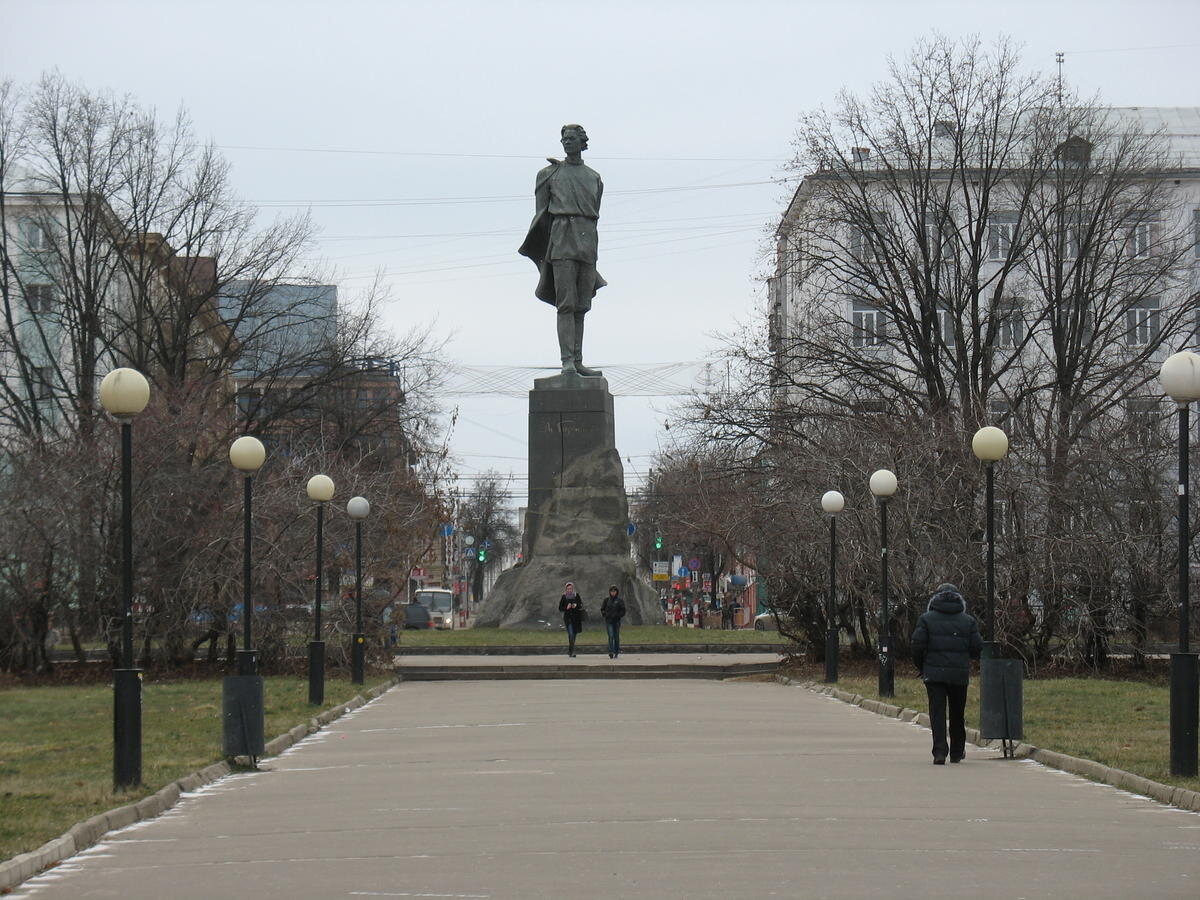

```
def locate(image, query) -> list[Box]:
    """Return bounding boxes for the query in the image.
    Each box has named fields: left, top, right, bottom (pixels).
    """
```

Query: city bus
left=413, top=587, right=455, bottom=629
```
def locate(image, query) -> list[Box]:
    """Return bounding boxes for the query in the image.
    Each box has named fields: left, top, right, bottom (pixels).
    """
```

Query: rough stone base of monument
left=474, top=554, right=658, bottom=629
left=473, top=374, right=660, bottom=628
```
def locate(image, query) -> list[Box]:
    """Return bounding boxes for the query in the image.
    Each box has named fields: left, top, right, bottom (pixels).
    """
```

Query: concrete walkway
left=15, top=679, right=1200, bottom=899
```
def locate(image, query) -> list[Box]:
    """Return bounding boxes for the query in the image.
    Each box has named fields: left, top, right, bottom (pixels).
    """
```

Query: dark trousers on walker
left=606, top=621, right=621, bottom=656
left=924, top=681, right=968, bottom=761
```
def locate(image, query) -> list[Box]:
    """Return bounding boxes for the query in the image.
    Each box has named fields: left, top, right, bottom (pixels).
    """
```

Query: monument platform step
left=393, top=653, right=781, bottom=681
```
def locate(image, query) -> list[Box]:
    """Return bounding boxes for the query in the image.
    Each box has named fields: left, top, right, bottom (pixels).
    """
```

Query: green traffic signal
left=478, top=548, right=486, bottom=562
left=654, top=533, right=663, bottom=550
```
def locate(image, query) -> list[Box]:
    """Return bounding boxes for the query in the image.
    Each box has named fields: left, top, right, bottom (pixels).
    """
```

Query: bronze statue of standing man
left=518, top=124, right=607, bottom=377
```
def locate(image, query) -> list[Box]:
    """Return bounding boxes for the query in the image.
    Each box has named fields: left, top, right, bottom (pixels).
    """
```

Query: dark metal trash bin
left=222, top=675, right=264, bottom=759
left=980, top=658, right=1023, bottom=748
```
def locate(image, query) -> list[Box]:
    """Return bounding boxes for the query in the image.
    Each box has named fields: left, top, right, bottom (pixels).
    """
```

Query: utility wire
left=250, top=177, right=794, bottom=208
left=218, top=143, right=786, bottom=163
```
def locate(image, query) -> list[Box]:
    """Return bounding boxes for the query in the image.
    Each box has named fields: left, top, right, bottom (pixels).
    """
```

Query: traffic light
left=654, top=532, right=663, bottom=550
left=478, top=547, right=487, bottom=562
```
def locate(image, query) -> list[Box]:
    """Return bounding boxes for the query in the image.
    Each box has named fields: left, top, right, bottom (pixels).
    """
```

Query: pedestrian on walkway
left=559, top=583, right=585, bottom=657
left=911, top=582, right=983, bottom=765
left=601, top=585, right=626, bottom=658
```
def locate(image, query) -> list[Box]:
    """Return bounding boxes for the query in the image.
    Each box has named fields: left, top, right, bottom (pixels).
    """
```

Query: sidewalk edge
left=776, top=675, right=1200, bottom=814
left=0, top=675, right=400, bottom=892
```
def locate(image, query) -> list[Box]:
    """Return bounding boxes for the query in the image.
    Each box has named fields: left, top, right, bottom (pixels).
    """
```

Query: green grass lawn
left=0, top=674, right=390, bottom=861
left=397, top=625, right=790, bottom=646
left=832, top=672, right=1200, bottom=794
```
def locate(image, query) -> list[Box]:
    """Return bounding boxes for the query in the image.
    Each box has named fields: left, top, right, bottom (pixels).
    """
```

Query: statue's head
left=560, top=124, right=588, bottom=152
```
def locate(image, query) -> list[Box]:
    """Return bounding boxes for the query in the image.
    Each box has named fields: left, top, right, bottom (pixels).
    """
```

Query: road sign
left=627, top=523, right=637, bottom=536
left=439, top=524, right=454, bottom=537
left=677, top=567, right=689, bottom=577
left=688, top=558, right=701, bottom=571
left=464, top=535, right=475, bottom=546
left=482, top=539, right=492, bottom=549
left=652, top=561, right=669, bottom=582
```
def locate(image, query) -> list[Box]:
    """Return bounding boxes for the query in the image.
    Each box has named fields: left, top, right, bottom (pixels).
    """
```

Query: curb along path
left=0, top=677, right=400, bottom=892
left=785, top=676, right=1200, bottom=814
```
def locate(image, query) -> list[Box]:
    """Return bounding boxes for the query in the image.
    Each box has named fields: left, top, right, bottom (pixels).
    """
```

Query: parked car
left=403, top=601, right=432, bottom=630
left=753, top=611, right=778, bottom=631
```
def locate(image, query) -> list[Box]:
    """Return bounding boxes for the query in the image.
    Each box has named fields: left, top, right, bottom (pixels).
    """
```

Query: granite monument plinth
left=474, top=375, right=658, bottom=628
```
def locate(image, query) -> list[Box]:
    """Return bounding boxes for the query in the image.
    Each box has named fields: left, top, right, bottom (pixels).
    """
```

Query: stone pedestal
left=474, top=373, right=658, bottom=628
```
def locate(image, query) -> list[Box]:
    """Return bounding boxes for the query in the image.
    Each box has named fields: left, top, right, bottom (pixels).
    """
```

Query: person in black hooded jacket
left=911, top=583, right=983, bottom=764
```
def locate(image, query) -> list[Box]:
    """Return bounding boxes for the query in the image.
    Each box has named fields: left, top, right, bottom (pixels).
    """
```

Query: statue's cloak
left=518, top=160, right=607, bottom=305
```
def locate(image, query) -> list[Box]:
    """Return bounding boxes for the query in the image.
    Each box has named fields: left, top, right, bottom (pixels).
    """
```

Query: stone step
left=396, top=643, right=787, bottom=656
left=395, top=661, right=780, bottom=681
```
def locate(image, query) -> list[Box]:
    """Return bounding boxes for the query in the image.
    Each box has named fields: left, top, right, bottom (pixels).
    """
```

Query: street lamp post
left=1160, top=351, right=1200, bottom=777
left=972, top=426, right=1010, bottom=655
left=870, top=469, right=898, bottom=698
left=347, top=496, right=370, bottom=685
left=229, top=437, right=266, bottom=675
left=223, top=435, right=267, bottom=762
left=99, top=367, right=150, bottom=790
left=821, top=490, right=845, bottom=683
left=307, top=474, right=335, bottom=705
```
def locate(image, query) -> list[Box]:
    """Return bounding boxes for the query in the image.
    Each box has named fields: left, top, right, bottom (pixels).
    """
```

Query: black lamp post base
left=113, top=668, right=142, bottom=790
left=1170, top=652, right=1199, bottom=777
left=878, top=634, right=895, bottom=698
left=824, top=629, right=839, bottom=683
left=308, top=640, right=325, bottom=705
left=351, top=633, right=366, bottom=685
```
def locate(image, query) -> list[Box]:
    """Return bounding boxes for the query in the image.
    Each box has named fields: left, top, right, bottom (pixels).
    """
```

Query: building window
left=24, top=284, right=55, bottom=314
left=849, top=225, right=878, bottom=263
left=852, top=301, right=886, bottom=348
left=1126, top=215, right=1152, bottom=258
left=939, top=305, right=957, bottom=347
left=1125, top=297, right=1161, bottom=346
left=987, top=213, right=1018, bottom=261
left=19, top=219, right=53, bottom=253
left=997, top=300, right=1025, bottom=349
left=31, top=365, right=54, bottom=400
left=1126, top=398, right=1161, bottom=447
left=922, top=222, right=952, bottom=264
left=993, top=498, right=1010, bottom=538
left=990, top=399, right=1015, bottom=438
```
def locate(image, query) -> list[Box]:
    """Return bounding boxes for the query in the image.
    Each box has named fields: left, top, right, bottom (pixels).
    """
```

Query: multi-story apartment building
left=1, top=171, right=236, bottom=439
left=769, top=107, right=1200, bottom=429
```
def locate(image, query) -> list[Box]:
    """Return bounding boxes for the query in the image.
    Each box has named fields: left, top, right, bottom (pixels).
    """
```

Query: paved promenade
left=15, top=677, right=1200, bottom=899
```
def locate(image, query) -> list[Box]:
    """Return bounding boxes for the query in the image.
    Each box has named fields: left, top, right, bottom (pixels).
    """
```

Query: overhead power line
left=218, top=143, right=786, bottom=163
left=250, top=177, right=794, bottom=208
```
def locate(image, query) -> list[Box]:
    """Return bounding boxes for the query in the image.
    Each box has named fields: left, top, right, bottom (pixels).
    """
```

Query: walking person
left=911, top=583, right=983, bottom=765
left=559, top=582, right=585, bottom=657
left=601, top=585, right=626, bottom=659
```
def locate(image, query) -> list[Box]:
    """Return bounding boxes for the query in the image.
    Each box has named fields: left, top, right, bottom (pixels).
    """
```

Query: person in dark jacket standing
left=911, top=583, right=983, bottom=764
left=601, top=585, right=626, bottom=659
left=559, top=583, right=585, bottom=657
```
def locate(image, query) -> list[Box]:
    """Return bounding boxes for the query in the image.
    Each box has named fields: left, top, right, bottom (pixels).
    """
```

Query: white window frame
left=987, top=213, right=1018, bottom=261
left=1126, top=217, right=1152, bottom=258
left=939, top=305, right=957, bottom=347
left=997, top=300, right=1025, bottom=349
left=852, top=300, right=886, bottom=349
left=1125, top=297, right=1161, bottom=347
left=20, top=219, right=53, bottom=253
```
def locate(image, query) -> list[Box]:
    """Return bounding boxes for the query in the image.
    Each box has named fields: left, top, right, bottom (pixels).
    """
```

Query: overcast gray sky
left=4, top=0, right=1199, bottom=507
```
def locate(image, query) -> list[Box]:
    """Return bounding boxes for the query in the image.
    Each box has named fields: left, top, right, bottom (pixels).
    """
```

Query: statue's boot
left=557, top=311, right=579, bottom=376
left=573, top=313, right=603, bottom=377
